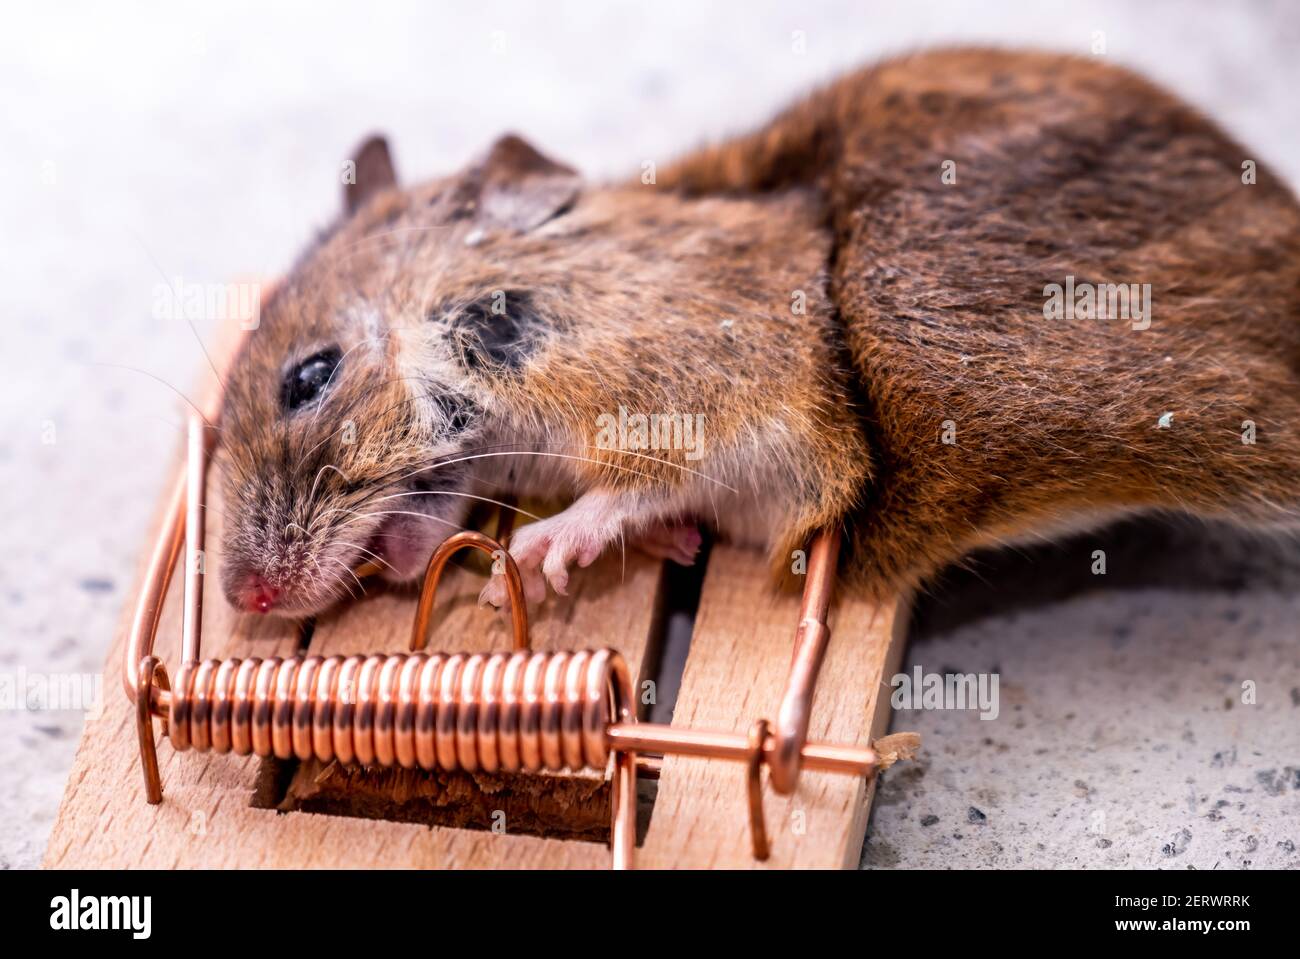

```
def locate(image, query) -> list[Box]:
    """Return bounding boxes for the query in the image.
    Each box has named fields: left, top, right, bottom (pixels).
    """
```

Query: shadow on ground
left=911, top=514, right=1300, bottom=640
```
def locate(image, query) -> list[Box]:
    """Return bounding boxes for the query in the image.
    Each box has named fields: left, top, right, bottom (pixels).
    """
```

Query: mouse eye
left=282, top=347, right=342, bottom=411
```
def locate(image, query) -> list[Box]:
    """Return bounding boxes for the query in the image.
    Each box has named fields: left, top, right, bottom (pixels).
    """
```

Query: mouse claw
left=479, top=565, right=549, bottom=609
left=478, top=578, right=506, bottom=609
left=541, top=552, right=571, bottom=596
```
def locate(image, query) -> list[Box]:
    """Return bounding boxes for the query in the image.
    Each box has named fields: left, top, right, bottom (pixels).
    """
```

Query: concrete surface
left=1, top=1, right=1297, bottom=869
left=863, top=519, right=1300, bottom=869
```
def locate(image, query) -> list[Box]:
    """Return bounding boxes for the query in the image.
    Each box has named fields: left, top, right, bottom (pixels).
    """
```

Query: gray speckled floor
left=3, top=1, right=1299, bottom=869
left=863, top=520, right=1300, bottom=869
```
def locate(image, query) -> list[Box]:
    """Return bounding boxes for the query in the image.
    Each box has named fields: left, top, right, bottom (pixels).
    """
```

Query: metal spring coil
left=166, top=648, right=630, bottom=774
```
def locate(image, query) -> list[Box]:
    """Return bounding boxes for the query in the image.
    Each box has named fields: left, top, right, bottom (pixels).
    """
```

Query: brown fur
left=659, top=47, right=1300, bottom=596
left=219, top=48, right=1300, bottom=615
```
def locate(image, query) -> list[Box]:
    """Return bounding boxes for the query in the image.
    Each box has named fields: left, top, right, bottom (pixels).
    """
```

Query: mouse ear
left=344, top=135, right=399, bottom=215
left=463, top=134, right=580, bottom=232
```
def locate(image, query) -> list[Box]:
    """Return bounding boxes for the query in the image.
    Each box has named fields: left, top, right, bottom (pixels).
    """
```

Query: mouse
left=216, top=47, right=1300, bottom=618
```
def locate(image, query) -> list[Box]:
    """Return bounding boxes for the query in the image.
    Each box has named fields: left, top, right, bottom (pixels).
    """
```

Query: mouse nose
left=237, top=576, right=280, bottom=614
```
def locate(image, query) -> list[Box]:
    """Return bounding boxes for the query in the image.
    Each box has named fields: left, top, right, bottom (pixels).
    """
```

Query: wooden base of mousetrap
left=44, top=447, right=910, bottom=869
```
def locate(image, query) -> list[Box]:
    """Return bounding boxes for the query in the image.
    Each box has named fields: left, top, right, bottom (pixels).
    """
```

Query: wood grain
left=639, top=544, right=909, bottom=869
left=45, top=465, right=302, bottom=868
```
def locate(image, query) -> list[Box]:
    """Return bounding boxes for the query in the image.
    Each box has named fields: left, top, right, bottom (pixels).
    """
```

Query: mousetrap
left=44, top=324, right=915, bottom=870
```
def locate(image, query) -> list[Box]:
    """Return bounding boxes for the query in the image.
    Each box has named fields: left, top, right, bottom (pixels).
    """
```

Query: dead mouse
left=217, top=47, right=1300, bottom=617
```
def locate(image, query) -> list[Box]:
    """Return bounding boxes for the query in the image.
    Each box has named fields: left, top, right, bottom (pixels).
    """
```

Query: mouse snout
left=233, top=574, right=281, bottom=614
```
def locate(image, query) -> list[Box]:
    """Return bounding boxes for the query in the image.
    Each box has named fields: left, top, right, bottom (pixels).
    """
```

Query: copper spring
left=165, top=648, right=633, bottom=775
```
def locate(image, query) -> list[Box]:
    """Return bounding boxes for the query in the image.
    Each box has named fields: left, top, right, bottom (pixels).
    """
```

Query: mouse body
left=217, top=48, right=1300, bottom=616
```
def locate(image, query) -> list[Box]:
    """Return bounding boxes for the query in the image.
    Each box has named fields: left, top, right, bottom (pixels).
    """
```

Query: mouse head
left=218, top=132, right=834, bottom=616
left=216, top=133, right=575, bottom=616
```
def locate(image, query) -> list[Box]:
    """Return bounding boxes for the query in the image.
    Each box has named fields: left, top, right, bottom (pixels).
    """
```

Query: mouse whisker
left=369, top=448, right=655, bottom=495
left=307, top=463, right=351, bottom=504
left=131, top=230, right=232, bottom=400
left=284, top=521, right=317, bottom=542
left=439, top=448, right=722, bottom=488
left=329, top=538, right=395, bottom=572
left=361, top=489, right=543, bottom=521
left=307, top=554, right=359, bottom=602
left=387, top=442, right=737, bottom=493
left=330, top=509, right=467, bottom=535
left=306, top=333, right=394, bottom=433
left=291, top=378, right=443, bottom=472
left=87, top=361, right=218, bottom=430
left=323, top=556, right=367, bottom=596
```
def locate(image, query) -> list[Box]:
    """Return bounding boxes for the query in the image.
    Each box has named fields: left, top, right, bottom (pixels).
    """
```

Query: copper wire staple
left=125, top=330, right=892, bottom=868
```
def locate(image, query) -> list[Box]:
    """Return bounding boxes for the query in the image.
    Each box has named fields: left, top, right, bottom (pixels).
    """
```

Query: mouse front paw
left=478, top=510, right=613, bottom=608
